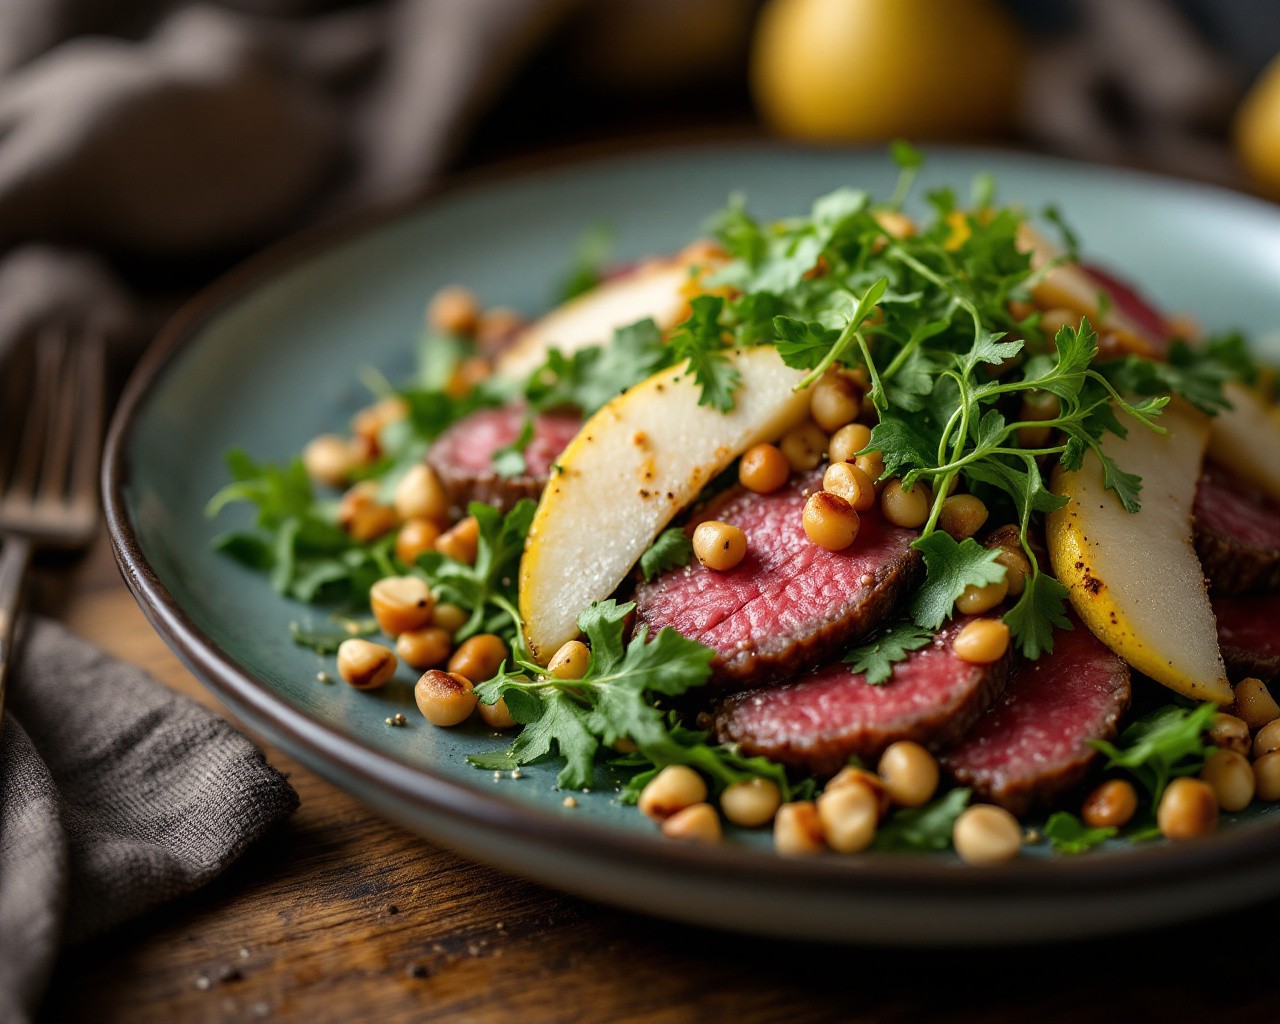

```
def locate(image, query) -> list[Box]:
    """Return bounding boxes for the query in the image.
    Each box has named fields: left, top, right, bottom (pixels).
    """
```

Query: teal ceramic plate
left=105, top=143, right=1280, bottom=944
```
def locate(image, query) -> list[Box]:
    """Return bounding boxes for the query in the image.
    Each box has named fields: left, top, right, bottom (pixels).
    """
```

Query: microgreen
left=1101, top=333, right=1257, bottom=415
left=288, top=618, right=379, bottom=655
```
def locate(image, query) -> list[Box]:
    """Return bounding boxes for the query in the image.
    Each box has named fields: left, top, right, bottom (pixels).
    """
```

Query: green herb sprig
left=467, top=599, right=797, bottom=794
left=1088, top=703, right=1217, bottom=804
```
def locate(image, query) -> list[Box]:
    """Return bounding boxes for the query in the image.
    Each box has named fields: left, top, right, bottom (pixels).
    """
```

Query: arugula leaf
left=639, top=528, right=694, bottom=582
left=1042, top=811, right=1116, bottom=853
left=1088, top=703, right=1217, bottom=803
left=668, top=296, right=740, bottom=412
left=206, top=450, right=397, bottom=604
left=874, top=788, right=971, bottom=852
left=910, top=533, right=1007, bottom=630
left=416, top=500, right=535, bottom=644
left=492, top=414, right=534, bottom=479
left=843, top=620, right=934, bottom=684
left=416, top=331, right=471, bottom=392
left=615, top=720, right=815, bottom=805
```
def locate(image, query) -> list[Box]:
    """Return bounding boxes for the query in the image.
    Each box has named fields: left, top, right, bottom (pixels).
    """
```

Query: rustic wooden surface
left=29, top=532, right=1280, bottom=1024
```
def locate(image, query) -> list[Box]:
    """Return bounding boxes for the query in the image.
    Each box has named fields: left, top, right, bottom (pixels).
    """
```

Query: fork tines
left=0, top=329, right=104, bottom=547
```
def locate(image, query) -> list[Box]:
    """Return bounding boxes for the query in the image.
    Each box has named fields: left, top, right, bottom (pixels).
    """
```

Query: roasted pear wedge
left=1048, top=399, right=1231, bottom=703
left=520, top=347, right=810, bottom=662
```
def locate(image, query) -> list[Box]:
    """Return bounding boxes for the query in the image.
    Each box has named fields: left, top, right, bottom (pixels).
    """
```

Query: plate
left=104, top=141, right=1280, bottom=944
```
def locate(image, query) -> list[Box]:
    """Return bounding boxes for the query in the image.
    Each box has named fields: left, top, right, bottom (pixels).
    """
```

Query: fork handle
left=0, top=535, right=33, bottom=724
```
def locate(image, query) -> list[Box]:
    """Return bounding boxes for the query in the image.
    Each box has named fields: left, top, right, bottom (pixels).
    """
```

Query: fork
left=0, top=331, right=105, bottom=723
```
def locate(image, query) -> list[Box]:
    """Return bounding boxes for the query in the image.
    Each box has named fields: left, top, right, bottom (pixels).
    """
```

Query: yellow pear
left=519, top=348, right=811, bottom=662
left=1047, top=400, right=1230, bottom=703
left=1235, top=52, right=1280, bottom=200
left=1208, top=382, right=1280, bottom=504
left=751, top=0, right=1024, bottom=142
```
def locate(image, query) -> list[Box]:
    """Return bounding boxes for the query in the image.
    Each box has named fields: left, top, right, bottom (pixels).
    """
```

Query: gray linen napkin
left=0, top=2, right=565, bottom=1017
left=0, top=617, right=300, bottom=1024
left=0, top=0, right=568, bottom=365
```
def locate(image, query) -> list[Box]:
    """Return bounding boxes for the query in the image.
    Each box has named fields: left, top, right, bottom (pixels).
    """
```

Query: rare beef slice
left=711, top=616, right=1010, bottom=776
left=1215, top=593, right=1280, bottom=682
left=941, top=619, right=1131, bottom=816
left=634, top=470, right=924, bottom=688
left=1193, top=463, right=1280, bottom=595
left=427, top=405, right=581, bottom=514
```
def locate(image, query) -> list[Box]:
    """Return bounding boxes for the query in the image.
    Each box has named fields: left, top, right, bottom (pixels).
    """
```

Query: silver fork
left=0, top=331, right=105, bottom=722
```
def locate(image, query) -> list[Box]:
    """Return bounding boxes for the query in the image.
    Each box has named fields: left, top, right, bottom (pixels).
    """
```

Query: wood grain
left=32, top=533, right=1280, bottom=1024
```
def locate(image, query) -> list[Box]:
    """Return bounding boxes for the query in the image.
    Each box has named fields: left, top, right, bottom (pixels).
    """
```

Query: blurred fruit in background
left=751, top=0, right=1025, bottom=142
left=1235, top=52, right=1280, bottom=199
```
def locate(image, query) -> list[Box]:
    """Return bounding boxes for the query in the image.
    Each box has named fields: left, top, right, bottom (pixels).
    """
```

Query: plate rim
left=102, top=136, right=1280, bottom=903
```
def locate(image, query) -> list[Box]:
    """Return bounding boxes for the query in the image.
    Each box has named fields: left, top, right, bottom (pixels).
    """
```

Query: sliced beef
left=940, top=620, right=1130, bottom=816
left=711, top=617, right=1010, bottom=776
left=634, top=471, right=924, bottom=688
left=1215, top=593, right=1280, bottom=682
left=426, top=405, right=581, bottom=513
left=1193, top=462, right=1280, bottom=595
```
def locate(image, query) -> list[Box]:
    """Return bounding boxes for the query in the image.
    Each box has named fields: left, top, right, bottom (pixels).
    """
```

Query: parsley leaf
left=1003, top=570, right=1072, bottom=659
left=1042, top=811, right=1116, bottom=853
left=1088, top=703, right=1217, bottom=803
left=773, top=315, right=842, bottom=371
left=639, top=528, right=694, bottom=582
left=843, top=620, right=934, bottom=684
left=1101, top=333, right=1257, bottom=415
left=470, top=599, right=715, bottom=789
left=668, top=295, right=741, bottom=412
left=522, top=318, right=668, bottom=416
left=909, top=533, right=1007, bottom=630
left=874, top=788, right=971, bottom=852
left=492, top=414, right=534, bottom=478
left=959, top=329, right=1023, bottom=377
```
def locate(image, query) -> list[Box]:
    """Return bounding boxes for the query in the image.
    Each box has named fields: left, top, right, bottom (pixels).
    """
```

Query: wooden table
left=33, top=530, right=1280, bottom=1023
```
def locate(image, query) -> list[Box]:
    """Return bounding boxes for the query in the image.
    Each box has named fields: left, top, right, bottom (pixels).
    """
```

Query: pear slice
left=1208, top=381, right=1280, bottom=504
left=1016, top=224, right=1160, bottom=356
left=1047, top=399, right=1231, bottom=703
left=496, top=259, right=700, bottom=380
left=519, top=347, right=811, bottom=662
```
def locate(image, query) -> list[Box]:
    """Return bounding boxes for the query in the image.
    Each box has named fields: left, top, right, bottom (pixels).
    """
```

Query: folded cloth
left=0, top=617, right=299, bottom=1024
left=0, top=0, right=567, bottom=366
